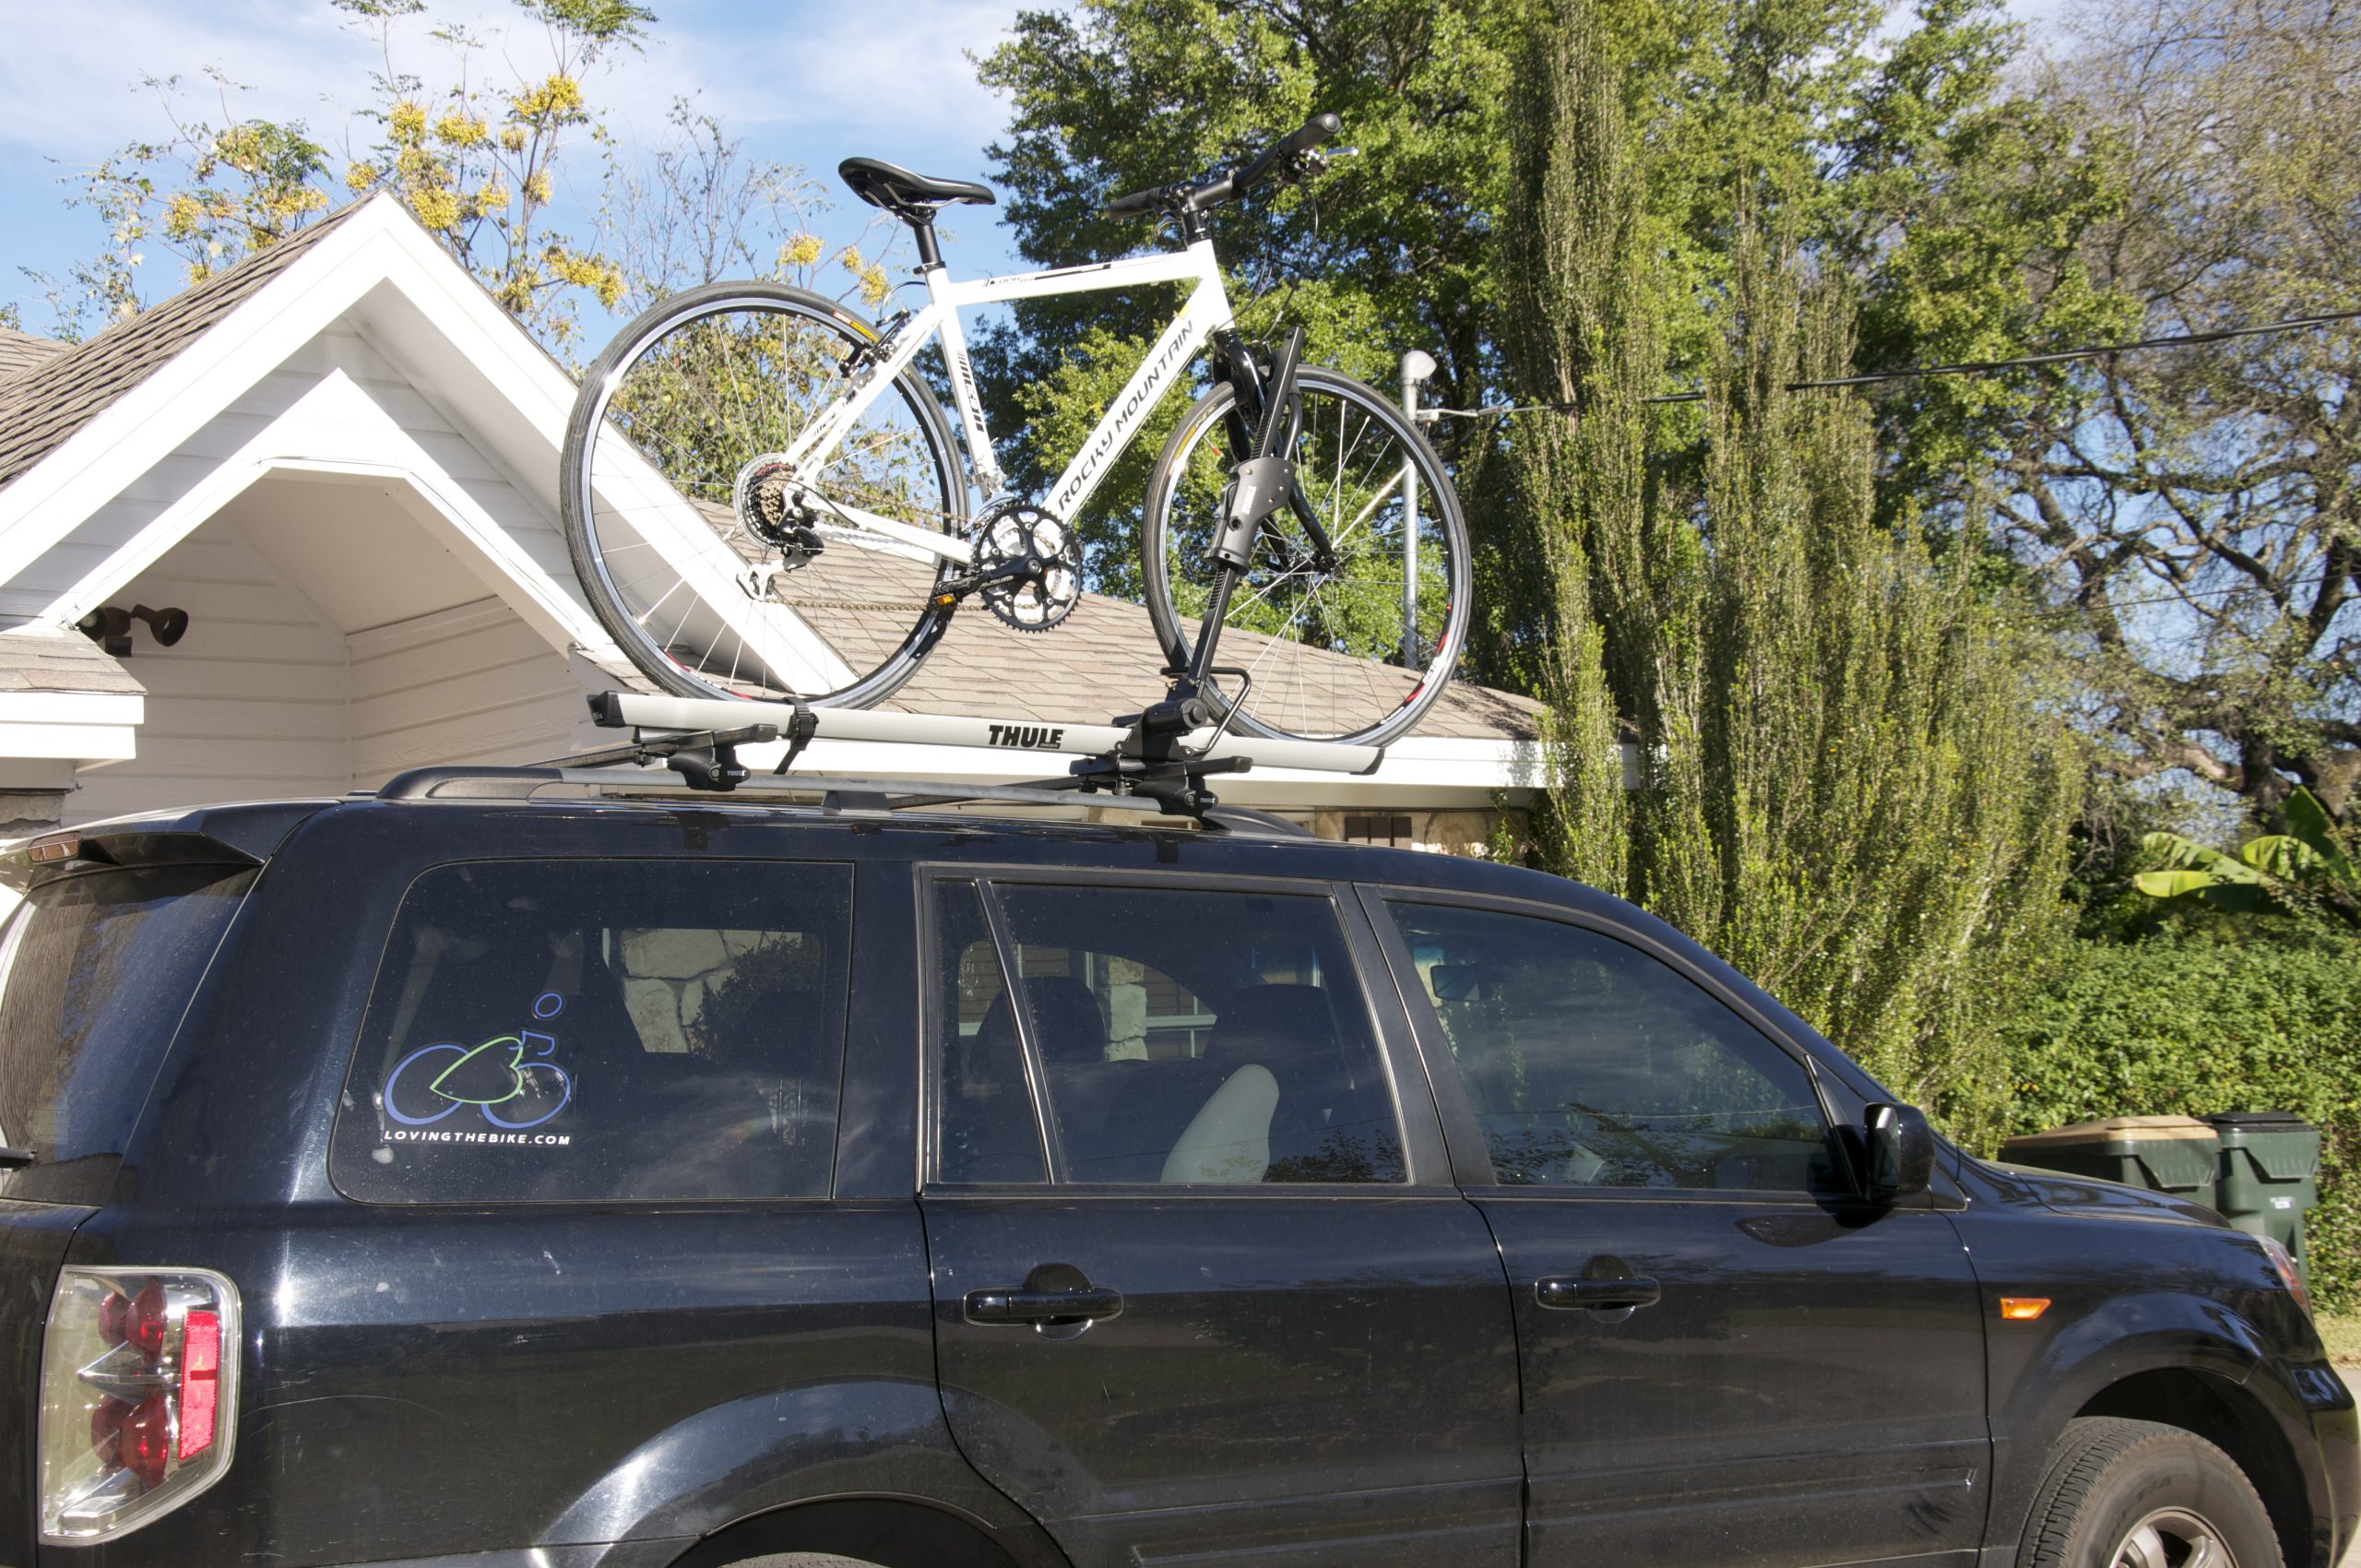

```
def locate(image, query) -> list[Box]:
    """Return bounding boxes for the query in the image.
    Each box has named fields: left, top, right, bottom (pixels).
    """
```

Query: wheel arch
left=540, top=1379, right=1063, bottom=1567
left=2072, top=1366, right=2315, bottom=1566
left=658, top=1492, right=1069, bottom=1568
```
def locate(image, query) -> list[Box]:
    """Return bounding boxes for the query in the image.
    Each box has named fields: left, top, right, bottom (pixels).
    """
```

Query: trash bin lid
left=2002, top=1115, right=2217, bottom=1146
left=2200, top=1111, right=2308, bottom=1126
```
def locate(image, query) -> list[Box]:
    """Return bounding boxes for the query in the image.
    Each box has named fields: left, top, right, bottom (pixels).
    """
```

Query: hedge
left=2001, top=931, right=2361, bottom=1310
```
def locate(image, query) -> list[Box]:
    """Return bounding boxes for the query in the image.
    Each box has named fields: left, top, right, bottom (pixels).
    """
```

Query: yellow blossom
left=389, top=101, right=428, bottom=146
left=525, top=170, right=552, bottom=205
left=780, top=232, right=822, bottom=268
left=410, top=186, right=461, bottom=231
left=344, top=161, right=377, bottom=194
left=499, top=125, right=528, bottom=154
left=474, top=181, right=510, bottom=214
left=162, top=193, right=203, bottom=242
left=513, top=74, right=584, bottom=119
left=434, top=113, right=490, bottom=148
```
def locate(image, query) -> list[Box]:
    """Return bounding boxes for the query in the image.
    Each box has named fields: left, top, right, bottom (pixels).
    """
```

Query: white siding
left=349, top=598, right=579, bottom=782
left=65, top=527, right=349, bottom=825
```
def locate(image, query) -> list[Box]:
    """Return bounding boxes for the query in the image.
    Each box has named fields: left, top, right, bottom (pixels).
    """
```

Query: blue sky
left=1, top=0, right=2073, bottom=339
left=0, top=0, right=1033, bottom=334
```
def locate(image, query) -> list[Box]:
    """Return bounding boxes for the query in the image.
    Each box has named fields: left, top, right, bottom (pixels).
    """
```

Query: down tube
left=1044, top=280, right=1232, bottom=521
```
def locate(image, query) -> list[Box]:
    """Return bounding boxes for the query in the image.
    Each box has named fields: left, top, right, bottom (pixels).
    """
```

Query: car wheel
left=2020, top=1416, right=2281, bottom=1568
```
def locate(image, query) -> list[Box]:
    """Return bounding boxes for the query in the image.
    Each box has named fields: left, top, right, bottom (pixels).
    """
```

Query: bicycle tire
left=562, top=280, right=968, bottom=707
left=1140, top=366, right=1471, bottom=746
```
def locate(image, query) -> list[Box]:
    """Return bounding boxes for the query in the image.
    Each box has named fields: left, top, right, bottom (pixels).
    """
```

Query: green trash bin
left=1998, top=1115, right=2221, bottom=1209
left=2201, top=1111, right=2320, bottom=1277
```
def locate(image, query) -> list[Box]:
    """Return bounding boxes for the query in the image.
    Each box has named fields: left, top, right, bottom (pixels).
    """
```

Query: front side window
left=1387, top=902, right=1836, bottom=1193
left=332, top=860, right=852, bottom=1203
left=931, top=881, right=1405, bottom=1186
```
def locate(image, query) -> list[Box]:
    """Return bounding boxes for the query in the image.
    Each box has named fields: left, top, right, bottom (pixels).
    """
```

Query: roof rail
left=370, top=759, right=1312, bottom=837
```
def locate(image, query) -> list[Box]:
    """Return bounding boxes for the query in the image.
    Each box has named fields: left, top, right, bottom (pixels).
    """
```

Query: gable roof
left=0, top=205, right=362, bottom=492
left=0, top=327, right=67, bottom=385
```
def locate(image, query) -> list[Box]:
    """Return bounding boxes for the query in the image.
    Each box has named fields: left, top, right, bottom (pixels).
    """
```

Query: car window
left=931, top=881, right=1405, bottom=1186
left=1387, top=902, right=1838, bottom=1194
left=332, top=860, right=852, bottom=1203
left=0, top=864, right=255, bottom=1204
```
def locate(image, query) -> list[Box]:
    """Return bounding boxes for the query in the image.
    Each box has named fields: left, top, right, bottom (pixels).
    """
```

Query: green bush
left=2001, top=931, right=2361, bottom=1310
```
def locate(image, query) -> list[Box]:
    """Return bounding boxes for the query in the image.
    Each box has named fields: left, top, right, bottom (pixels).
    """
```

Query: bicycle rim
left=1142, top=368, right=1471, bottom=745
left=563, top=282, right=967, bottom=705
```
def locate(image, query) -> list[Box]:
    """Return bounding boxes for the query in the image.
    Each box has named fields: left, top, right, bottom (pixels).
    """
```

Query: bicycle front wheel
left=1141, top=367, right=1471, bottom=746
left=562, top=280, right=968, bottom=706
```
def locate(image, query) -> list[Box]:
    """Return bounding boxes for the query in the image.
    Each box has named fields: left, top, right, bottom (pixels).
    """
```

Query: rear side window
left=0, top=864, right=255, bottom=1204
left=932, top=880, right=1406, bottom=1186
left=331, top=860, right=852, bottom=1204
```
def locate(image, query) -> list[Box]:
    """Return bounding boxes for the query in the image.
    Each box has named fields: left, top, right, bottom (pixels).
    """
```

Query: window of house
left=332, top=860, right=852, bottom=1203
left=931, top=882, right=1405, bottom=1186
left=1387, top=902, right=1836, bottom=1194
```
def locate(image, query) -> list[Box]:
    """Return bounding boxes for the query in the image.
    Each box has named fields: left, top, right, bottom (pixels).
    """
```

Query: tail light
left=38, top=1267, right=240, bottom=1543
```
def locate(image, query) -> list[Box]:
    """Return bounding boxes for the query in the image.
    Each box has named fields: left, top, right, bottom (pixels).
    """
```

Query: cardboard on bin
left=1999, top=1115, right=2219, bottom=1194
left=2001, top=1115, right=2219, bottom=1146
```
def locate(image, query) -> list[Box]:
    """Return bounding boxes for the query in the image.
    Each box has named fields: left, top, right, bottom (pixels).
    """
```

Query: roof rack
left=377, top=688, right=1380, bottom=837
left=373, top=725, right=1312, bottom=837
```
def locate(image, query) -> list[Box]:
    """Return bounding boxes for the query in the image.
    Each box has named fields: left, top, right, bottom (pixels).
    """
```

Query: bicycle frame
left=780, top=239, right=1237, bottom=564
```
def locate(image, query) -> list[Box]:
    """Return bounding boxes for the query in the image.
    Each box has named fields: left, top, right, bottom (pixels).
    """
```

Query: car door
left=917, top=868, right=1525, bottom=1568
left=1363, top=888, right=1991, bottom=1568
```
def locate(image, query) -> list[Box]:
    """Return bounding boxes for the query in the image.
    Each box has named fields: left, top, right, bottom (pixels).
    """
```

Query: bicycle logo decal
left=383, top=992, right=574, bottom=1130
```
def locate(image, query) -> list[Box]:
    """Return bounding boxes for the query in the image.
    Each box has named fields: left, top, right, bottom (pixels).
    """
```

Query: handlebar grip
left=1236, top=111, right=1343, bottom=193
left=1106, top=184, right=1169, bottom=218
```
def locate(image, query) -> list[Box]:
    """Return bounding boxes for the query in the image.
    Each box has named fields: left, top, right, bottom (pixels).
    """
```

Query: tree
left=32, top=0, right=650, bottom=350
left=972, top=0, right=1520, bottom=595
left=2136, top=786, right=2361, bottom=928
left=1969, top=0, right=2361, bottom=827
left=1500, top=4, right=2081, bottom=1142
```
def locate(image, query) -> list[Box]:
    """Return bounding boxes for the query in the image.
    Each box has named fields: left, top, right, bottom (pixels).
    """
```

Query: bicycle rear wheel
left=562, top=280, right=968, bottom=706
left=1140, top=367, right=1471, bottom=746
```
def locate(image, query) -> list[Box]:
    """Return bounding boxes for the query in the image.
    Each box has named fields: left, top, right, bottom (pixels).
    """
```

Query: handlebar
left=1105, top=112, right=1343, bottom=220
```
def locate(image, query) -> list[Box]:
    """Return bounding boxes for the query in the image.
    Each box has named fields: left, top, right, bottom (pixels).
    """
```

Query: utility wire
left=1418, top=308, right=2361, bottom=419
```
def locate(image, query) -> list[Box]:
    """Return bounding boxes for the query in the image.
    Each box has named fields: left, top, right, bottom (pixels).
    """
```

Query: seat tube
left=929, top=266, right=1003, bottom=497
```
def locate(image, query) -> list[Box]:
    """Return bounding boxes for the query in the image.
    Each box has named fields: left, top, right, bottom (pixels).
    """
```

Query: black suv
left=0, top=780, right=2351, bottom=1568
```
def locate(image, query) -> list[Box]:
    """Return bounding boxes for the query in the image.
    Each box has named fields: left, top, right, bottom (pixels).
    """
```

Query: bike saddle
left=838, top=158, right=996, bottom=217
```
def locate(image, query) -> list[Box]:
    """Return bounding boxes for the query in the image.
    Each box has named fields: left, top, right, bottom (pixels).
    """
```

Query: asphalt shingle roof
left=0, top=327, right=67, bottom=385
left=0, top=204, right=362, bottom=493
left=0, top=627, right=142, bottom=696
left=757, top=520, right=1541, bottom=740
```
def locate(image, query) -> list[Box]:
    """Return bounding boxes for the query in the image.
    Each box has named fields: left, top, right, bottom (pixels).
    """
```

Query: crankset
left=968, top=501, right=1082, bottom=632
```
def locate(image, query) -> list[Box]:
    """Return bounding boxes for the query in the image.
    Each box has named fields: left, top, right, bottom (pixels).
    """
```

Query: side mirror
left=1863, top=1102, right=1935, bottom=1203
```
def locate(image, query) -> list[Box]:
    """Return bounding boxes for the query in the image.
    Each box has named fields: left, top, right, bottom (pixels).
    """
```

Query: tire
left=2019, top=1417, right=2281, bottom=1568
left=562, top=280, right=968, bottom=707
left=1140, top=365, right=1471, bottom=746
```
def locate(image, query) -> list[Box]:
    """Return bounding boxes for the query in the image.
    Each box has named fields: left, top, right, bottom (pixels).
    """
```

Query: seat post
left=908, top=216, right=943, bottom=270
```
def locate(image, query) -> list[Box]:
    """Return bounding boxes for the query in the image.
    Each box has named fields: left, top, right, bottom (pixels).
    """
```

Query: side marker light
left=2000, top=1297, right=2051, bottom=1321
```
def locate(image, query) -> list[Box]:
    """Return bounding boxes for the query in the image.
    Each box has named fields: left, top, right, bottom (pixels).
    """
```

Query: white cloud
left=0, top=0, right=1019, bottom=179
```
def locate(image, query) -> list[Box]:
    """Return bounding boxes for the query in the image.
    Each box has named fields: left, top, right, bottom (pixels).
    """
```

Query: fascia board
left=0, top=692, right=144, bottom=726
left=0, top=721, right=140, bottom=762
left=0, top=197, right=412, bottom=587
left=31, top=372, right=614, bottom=655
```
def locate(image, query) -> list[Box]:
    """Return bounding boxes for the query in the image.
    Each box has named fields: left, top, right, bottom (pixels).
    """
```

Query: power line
left=1419, top=308, right=2361, bottom=419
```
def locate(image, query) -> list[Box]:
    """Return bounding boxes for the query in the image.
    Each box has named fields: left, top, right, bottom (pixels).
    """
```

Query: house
left=0, top=196, right=1543, bottom=850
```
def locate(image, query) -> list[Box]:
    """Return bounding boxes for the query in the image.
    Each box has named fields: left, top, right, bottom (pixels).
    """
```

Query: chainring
left=974, top=503, right=1082, bottom=632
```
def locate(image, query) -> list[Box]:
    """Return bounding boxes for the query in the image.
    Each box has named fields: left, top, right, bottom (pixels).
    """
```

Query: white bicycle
left=561, top=113, right=1471, bottom=747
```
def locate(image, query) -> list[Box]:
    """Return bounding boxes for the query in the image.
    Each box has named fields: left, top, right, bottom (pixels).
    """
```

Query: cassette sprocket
left=974, top=502, right=1082, bottom=632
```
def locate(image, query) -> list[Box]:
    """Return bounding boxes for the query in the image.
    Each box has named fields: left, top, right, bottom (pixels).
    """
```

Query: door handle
left=1536, top=1275, right=1661, bottom=1311
left=964, top=1286, right=1126, bottom=1325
